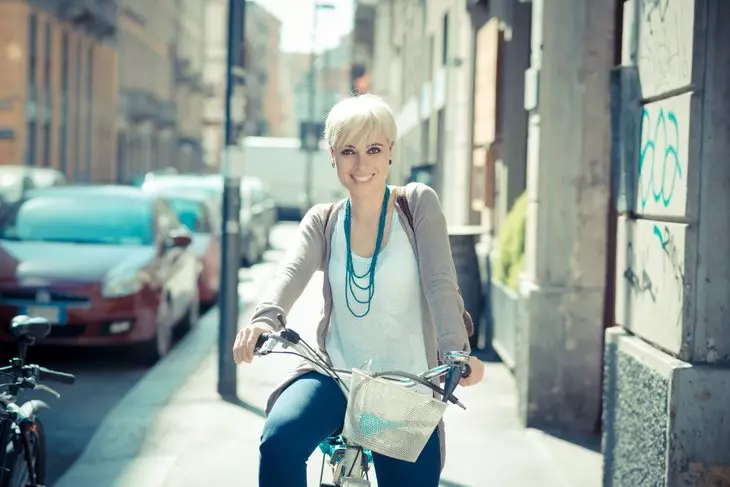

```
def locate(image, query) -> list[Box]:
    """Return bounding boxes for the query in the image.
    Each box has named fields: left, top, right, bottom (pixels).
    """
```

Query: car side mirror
left=167, top=229, right=192, bottom=248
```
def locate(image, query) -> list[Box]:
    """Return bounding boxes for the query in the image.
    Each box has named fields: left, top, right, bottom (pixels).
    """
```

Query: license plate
left=23, top=305, right=62, bottom=324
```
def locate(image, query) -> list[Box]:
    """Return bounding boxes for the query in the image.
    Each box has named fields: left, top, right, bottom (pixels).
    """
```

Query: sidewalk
left=56, top=271, right=603, bottom=486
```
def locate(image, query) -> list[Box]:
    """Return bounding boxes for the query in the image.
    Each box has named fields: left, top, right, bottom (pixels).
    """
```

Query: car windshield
left=168, top=198, right=206, bottom=233
left=0, top=195, right=154, bottom=245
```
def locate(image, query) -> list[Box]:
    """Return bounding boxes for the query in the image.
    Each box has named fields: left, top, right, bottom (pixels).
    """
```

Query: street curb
left=53, top=304, right=229, bottom=487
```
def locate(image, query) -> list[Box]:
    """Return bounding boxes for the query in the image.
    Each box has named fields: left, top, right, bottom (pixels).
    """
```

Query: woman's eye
left=341, top=149, right=354, bottom=155
left=367, top=147, right=381, bottom=154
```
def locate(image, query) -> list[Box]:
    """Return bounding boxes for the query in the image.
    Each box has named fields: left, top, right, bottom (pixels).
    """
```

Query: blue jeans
left=259, top=371, right=441, bottom=486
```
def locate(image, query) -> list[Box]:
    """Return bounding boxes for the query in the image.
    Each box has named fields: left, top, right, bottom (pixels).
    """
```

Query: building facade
left=0, top=0, right=117, bottom=181
left=245, top=2, right=283, bottom=136
left=244, top=1, right=282, bottom=137
left=366, top=0, right=730, bottom=484
left=369, top=0, right=474, bottom=225
left=202, top=0, right=245, bottom=169
left=116, top=0, right=209, bottom=183
left=283, top=33, right=353, bottom=140
left=202, top=0, right=282, bottom=170
left=277, top=51, right=310, bottom=138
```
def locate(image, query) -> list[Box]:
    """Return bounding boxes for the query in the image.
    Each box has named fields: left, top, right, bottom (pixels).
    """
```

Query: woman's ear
left=329, top=146, right=335, bottom=159
left=388, top=142, right=395, bottom=158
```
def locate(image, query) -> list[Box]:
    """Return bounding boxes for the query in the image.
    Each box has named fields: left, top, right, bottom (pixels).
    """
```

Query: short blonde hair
left=324, top=94, right=398, bottom=150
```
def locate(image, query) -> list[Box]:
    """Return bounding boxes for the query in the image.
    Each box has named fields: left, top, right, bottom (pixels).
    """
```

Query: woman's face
left=331, top=134, right=393, bottom=198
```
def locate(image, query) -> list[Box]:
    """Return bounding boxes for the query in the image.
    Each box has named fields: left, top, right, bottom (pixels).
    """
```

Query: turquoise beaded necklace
left=344, top=186, right=390, bottom=318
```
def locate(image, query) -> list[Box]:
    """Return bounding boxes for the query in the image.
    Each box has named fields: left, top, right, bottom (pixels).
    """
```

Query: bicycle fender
left=18, top=399, right=50, bottom=419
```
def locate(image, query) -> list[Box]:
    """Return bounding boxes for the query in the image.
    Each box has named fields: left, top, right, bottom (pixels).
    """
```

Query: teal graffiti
left=638, top=107, right=682, bottom=210
left=652, top=224, right=667, bottom=249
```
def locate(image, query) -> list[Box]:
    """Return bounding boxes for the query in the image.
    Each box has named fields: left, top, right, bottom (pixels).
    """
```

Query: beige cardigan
left=249, top=182, right=471, bottom=468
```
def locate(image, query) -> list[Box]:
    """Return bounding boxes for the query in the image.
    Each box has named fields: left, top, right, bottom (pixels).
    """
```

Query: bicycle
left=0, top=315, right=76, bottom=487
left=254, top=326, right=472, bottom=487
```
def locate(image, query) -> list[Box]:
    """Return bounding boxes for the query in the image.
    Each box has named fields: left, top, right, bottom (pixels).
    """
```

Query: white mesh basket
left=342, top=369, right=447, bottom=463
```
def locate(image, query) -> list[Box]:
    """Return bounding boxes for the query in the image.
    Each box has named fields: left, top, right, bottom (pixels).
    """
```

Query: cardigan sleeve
left=408, top=183, right=472, bottom=358
left=248, top=203, right=328, bottom=331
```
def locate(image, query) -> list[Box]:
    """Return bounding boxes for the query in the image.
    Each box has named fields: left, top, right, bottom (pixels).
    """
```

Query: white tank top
left=326, top=210, right=430, bottom=384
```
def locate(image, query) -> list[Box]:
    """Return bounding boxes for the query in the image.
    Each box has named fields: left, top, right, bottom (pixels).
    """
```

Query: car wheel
left=136, top=296, right=173, bottom=365
left=175, top=289, right=200, bottom=339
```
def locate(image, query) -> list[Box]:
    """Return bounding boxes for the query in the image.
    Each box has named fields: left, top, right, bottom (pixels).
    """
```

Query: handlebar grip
left=38, top=367, right=76, bottom=385
left=254, top=333, right=271, bottom=352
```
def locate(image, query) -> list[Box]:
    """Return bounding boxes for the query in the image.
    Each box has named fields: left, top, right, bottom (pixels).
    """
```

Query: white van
left=241, top=137, right=346, bottom=220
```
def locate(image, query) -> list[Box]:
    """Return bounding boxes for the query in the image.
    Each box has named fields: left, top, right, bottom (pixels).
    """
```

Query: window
left=42, top=21, right=52, bottom=167
left=85, top=45, right=94, bottom=180
left=59, top=31, right=69, bottom=173
left=26, top=13, right=38, bottom=166
left=442, top=12, right=449, bottom=66
left=429, top=35, right=435, bottom=80
left=74, top=39, right=82, bottom=178
left=168, top=198, right=211, bottom=233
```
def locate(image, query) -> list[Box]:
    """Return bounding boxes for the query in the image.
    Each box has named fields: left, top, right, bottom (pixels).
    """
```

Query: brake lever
left=35, top=384, right=60, bottom=399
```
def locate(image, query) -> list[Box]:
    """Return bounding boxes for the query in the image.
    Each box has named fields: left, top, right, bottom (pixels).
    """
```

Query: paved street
left=15, top=345, right=150, bottom=485
left=1, top=223, right=296, bottom=486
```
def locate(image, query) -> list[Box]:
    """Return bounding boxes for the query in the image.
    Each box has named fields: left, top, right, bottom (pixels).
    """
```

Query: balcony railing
left=174, top=58, right=194, bottom=85
left=118, top=89, right=159, bottom=124
left=157, top=101, right=177, bottom=129
left=58, top=0, right=118, bottom=39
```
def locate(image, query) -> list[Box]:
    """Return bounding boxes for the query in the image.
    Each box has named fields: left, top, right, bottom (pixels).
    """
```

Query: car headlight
left=101, top=271, right=146, bottom=298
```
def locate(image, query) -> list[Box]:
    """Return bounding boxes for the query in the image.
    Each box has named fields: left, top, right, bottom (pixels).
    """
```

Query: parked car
left=240, top=176, right=277, bottom=265
left=158, top=190, right=221, bottom=309
left=0, top=167, right=36, bottom=205
left=0, top=185, right=199, bottom=363
left=140, top=173, right=276, bottom=266
left=26, top=166, right=67, bottom=189
left=0, top=166, right=66, bottom=201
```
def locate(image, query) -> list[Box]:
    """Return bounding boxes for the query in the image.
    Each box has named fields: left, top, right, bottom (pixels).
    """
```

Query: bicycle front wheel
left=1, top=417, right=46, bottom=487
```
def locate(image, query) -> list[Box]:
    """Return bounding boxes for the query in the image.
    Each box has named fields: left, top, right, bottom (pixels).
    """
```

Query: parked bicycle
left=0, top=315, right=76, bottom=487
left=254, top=326, right=472, bottom=487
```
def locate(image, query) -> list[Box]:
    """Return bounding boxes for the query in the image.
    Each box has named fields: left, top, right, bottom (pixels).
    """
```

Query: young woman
left=232, top=93, right=485, bottom=486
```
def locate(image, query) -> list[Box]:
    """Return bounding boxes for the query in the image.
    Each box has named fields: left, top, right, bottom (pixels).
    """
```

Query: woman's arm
left=247, top=204, right=328, bottom=332
left=409, top=184, right=472, bottom=359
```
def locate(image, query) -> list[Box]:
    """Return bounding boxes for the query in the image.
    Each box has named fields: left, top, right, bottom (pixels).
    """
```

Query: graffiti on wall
left=638, top=107, right=682, bottom=211
left=633, top=93, right=690, bottom=217
left=618, top=218, right=687, bottom=353
left=637, top=0, right=694, bottom=98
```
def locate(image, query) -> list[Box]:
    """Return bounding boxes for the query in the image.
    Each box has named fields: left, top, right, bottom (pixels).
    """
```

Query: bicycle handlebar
left=0, top=363, right=76, bottom=388
left=37, top=366, right=76, bottom=385
left=253, top=328, right=471, bottom=408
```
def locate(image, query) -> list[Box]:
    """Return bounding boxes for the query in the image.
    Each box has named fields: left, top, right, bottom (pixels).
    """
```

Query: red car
left=158, top=190, right=221, bottom=309
left=0, top=185, right=199, bottom=363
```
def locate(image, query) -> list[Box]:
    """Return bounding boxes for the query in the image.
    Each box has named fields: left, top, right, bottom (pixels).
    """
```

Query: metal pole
left=218, top=0, right=245, bottom=398
left=304, top=4, right=319, bottom=211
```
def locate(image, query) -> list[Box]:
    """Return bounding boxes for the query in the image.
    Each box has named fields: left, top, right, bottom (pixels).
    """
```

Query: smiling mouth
left=352, top=174, right=375, bottom=183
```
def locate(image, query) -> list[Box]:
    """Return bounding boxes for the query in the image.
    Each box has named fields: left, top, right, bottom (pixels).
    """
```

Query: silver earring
left=331, top=162, right=335, bottom=168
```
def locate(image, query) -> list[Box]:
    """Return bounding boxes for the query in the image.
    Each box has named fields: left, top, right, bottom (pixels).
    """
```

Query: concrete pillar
left=604, top=0, right=730, bottom=484
left=517, top=0, right=616, bottom=431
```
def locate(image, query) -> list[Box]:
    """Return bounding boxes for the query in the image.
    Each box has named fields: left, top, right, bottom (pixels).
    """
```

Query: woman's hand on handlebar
left=459, top=356, right=485, bottom=387
left=233, top=324, right=271, bottom=364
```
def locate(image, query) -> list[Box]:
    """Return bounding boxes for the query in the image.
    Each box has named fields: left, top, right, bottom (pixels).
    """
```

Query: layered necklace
left=344, top=186, right=390, bottom=318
